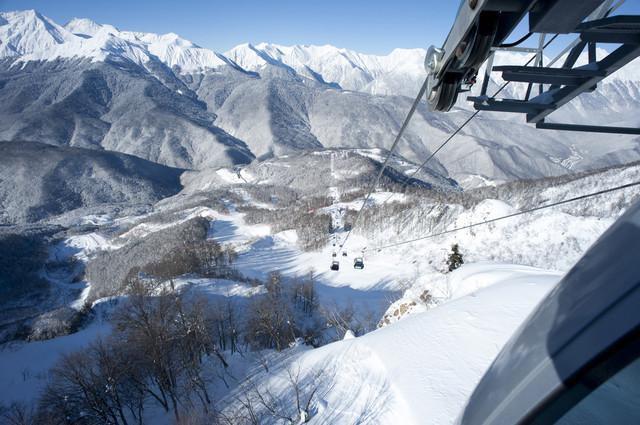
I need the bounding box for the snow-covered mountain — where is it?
[0,10,427,93]
[225,42,428,96]
[4,9,635,99]
[0,10,232,72]
[2,9,640,188]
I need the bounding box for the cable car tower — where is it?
[425,0,640,134]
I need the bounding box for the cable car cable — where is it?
[341,34,560,254]
[371,180,640,252]
[380,33,561,206]
[497,32,533,48]
[338,76,431,251]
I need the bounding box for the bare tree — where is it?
[38,337,145,425]
[245,295,297,351]
[233,363,333,424]
[1,402,36,425]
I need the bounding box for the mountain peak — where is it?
[2,9,637,96]
[0,10,230,72]
[65,17,119,38]
[0,9,75,58]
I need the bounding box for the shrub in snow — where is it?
[27,306,88,341]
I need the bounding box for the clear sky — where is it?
[1,0,639,55]
[0,0,461,54]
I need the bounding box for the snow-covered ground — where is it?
[0,262,560,423]
[2,160,637,421]
[0,300,115,405]
[218,263,560,424]
[206,205,406,320]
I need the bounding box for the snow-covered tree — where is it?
[447,243,464,272]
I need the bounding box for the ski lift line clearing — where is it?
[212,181,640,271]
[198,181,638,273]
[338,76,431,254]
[371,180,640,252]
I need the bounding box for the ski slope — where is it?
[0,305,113,405]
[206,205,408,320]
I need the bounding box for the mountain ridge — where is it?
[3,10,639,97]
[2,9,640,189]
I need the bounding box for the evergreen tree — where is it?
[447,244,464,272]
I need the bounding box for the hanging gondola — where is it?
[353,257,364,269]
[330,260,340,271]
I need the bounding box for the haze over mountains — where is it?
[1,9,640,224]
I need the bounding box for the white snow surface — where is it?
[49,232,110,262]
[0,261,560,425]
[0,308,113,405]
[1,168,632,420]
[219,263,560,424]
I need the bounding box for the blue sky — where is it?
[0,0,463,54]
[1,0,639,54]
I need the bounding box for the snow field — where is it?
[217,263,560,424]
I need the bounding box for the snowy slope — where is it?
[0,260,558,419]
[2,155,637,419]
[219,263,560,424]
[225,43,428,96]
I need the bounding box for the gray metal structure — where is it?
[455,200,640,424]
[426,0,640,135]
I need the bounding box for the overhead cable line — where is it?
[341,35,559,253]
[337,76,431,251]
[380,33,561,206]
[371,180,640,252]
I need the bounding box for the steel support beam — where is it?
[526,43,640,123]
[536,122,640,135]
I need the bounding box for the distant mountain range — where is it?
[1,9,640,224]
